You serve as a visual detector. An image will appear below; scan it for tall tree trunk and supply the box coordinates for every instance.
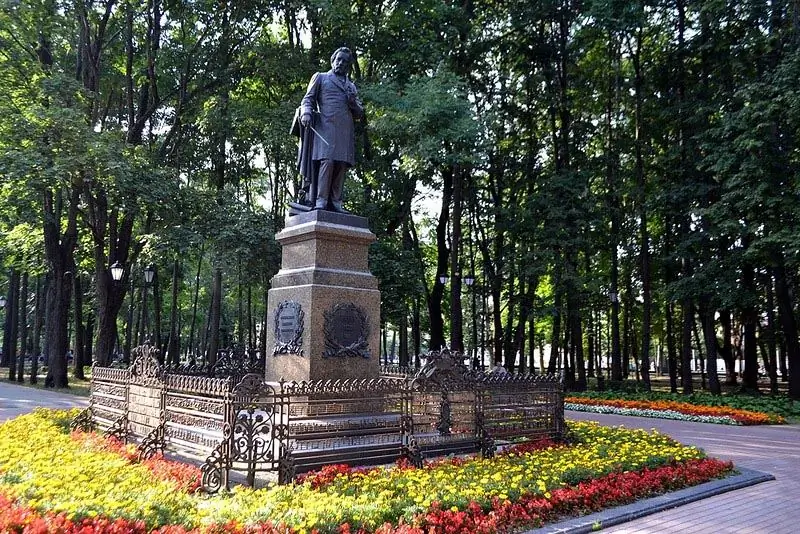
[413,296,421,366]
[123,275,135,364]
[166,257,181,365]
[681,300,694,394]
[450,166,464,353]
[237,259,244,345]
[43,186,79,388]
[90,202,138,367]
[3,270,19,377]
[259,283,267,369]
[623,266,634,378]
[693,318,706,389]
[15,273,28,382]
[606,27,623,384]
[1,277,9,369]
[512,279,536,373]
[774,261,800,400]
[247,285,253,350]
[632,25,651,392]
[153,266,163,360]
[548,283,562,375]
[399,309,409,367]
[206,267,223,365]
[429,166,453,350]
[30,276,43,384]
[740,261,760,392]
[570,295,586,391]
[73,273,85,379]
[699,297,721,394]
[84,315,94,367]
[44,270,72,388]
[503,264,519,371]
[719,310,737,384]
[666,300,678,392]
[764,278,779,393]
[187,247,204,360]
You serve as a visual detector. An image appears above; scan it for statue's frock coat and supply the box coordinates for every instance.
[300,70,361,166]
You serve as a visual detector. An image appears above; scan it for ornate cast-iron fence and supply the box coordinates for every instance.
[73,345,563,491]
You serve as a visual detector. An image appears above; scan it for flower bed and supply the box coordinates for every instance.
[0,408,735,533]
[565,396,785,425]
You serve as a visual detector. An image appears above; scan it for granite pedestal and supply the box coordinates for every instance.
[265,209,381,382]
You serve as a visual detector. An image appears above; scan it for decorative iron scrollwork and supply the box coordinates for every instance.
[480,436,496,459]
[403,437,424,469]
[281,377,404,396]
[400,414,414,435]
[105,415,128,442]
[212,344,263,378]
[201,424,232,493]
[70,408,95,433]
[130,343,164,384]
[322,302,370,359]
[278,447,296,484]
[137,422,166,461]
[436,391,452,436]
[273,301,304,356]
[412,348,474,391]
[231,408,275,465]
[232,373,273,397]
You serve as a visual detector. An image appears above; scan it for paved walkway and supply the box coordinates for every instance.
[0,381,88,422]
[1,382,796,532]
[565,411,800,533]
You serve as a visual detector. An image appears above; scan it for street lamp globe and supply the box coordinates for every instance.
[0,295,6,308]
[463,274,475,286]
[143,264,155,284]
[110,261,124,282]
[438,274,449,285]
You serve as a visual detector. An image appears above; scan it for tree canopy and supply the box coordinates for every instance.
[1,0,799,400]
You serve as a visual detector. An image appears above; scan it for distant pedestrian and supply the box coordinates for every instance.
[491,362,508,374]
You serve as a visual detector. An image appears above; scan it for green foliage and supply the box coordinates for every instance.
[0,0,799,393]
[560,466,598,486]
[363,69,479,177]
[369,240,424,323]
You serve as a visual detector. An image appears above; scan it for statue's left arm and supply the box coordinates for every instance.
[347,80,364,121]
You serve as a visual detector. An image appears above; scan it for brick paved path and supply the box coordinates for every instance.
[566,410,800,533]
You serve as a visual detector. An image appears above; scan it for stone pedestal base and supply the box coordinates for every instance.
[265,210,380,382]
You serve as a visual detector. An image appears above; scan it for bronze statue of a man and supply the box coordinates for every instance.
[292,47,364,212]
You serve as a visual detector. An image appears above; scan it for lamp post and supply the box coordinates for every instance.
[110,261,124,283]
[0,294,6,366]
[0,294,6,343]
[437,274,450,350]
[463,274,477,368]
[140,265,155,344]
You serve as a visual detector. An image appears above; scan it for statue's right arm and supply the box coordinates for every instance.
[300,72,321,127]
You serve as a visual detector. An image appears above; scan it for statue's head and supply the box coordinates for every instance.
[330,47,354,76]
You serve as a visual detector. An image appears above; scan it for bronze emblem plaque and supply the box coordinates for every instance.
[323,302,370,358]
[272,301,304,355]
